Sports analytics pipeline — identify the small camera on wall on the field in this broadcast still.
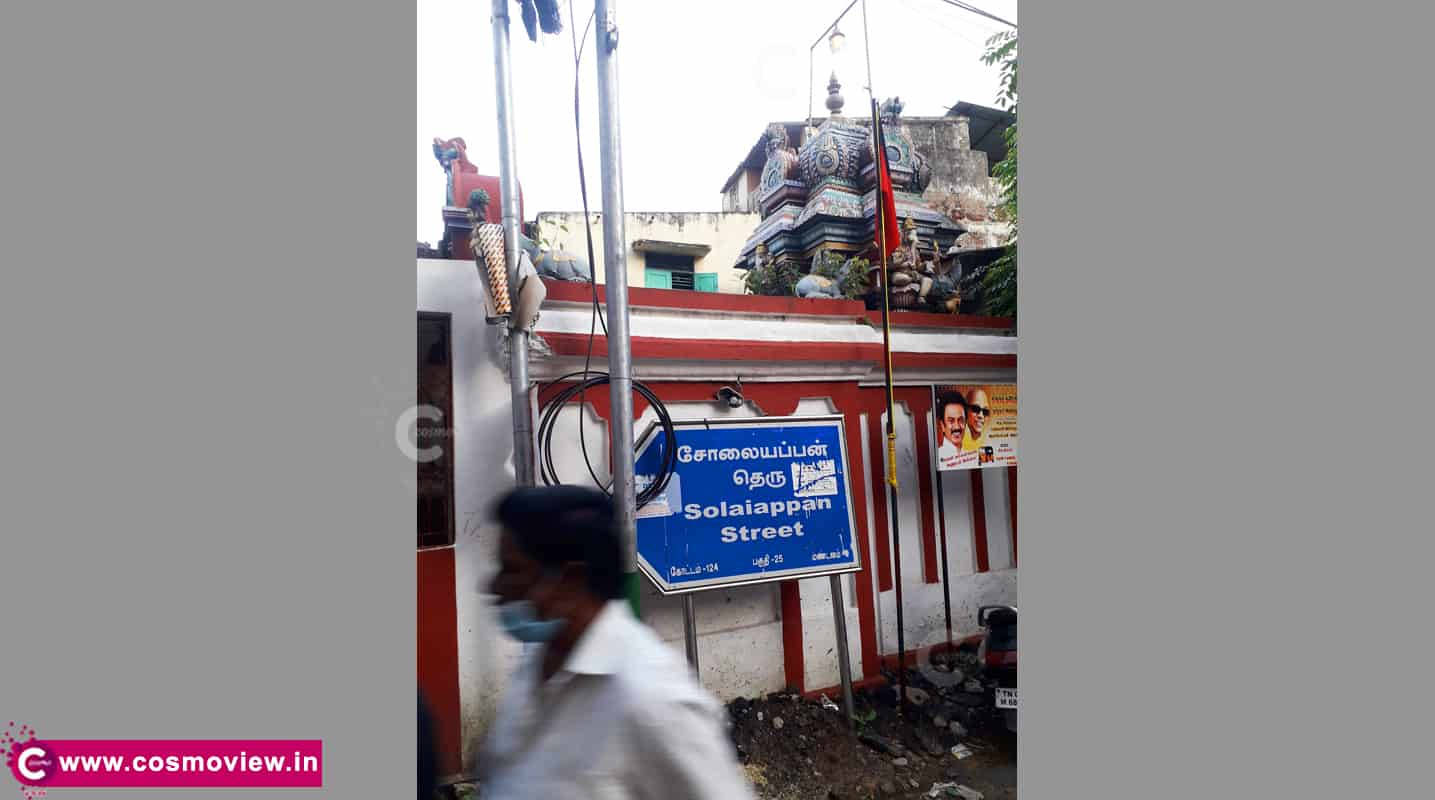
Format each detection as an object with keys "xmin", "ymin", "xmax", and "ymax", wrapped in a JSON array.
[{"xmin": 715, "ymin": 385, "xmax": 744, "ymax": 409}]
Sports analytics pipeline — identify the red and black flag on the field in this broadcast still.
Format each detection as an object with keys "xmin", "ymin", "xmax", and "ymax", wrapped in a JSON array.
[{"xmin": 872, "ymin": 100, "xmax": 902, "ymax": 259}]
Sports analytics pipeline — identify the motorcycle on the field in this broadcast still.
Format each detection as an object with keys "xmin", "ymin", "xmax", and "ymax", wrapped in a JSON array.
[{"xmin": 977, "ymin": 605, "xmax": 1018, "ymax": 733}]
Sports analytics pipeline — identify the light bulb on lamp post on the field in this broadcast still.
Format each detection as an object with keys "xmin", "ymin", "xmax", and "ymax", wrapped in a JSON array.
[
  {"xmin": 824, "ymin": 25, "xmax": 847, "ymax": 118},
  {"xmin": 807, "ymin": 3, "xmax": 860, "ymax": 125}
]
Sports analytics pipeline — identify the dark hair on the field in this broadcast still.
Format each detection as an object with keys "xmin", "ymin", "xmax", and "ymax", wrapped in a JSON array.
[
  {"xmin": 494, "ymin": 485, "xmax": 624, "ymax": 600},
  {"xmin": 936, "ymin": 390, "xmax": 968, "ymax": 417}
]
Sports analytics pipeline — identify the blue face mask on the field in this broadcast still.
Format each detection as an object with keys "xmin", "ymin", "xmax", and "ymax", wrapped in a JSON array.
[{"xmin": 497, "ymin": 599, "xmax": 565, "ymax": 643}]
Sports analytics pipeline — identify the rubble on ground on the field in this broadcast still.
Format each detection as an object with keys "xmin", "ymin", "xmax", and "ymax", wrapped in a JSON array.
[{"xmin": 726, "ymin": 659, "xmax": 1015, "ymax": 800}]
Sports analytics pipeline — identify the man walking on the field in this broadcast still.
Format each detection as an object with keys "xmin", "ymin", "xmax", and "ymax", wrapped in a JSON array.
[{"xmin": 475, "ymin": 485, "xmax": 755, "ymax": 800}]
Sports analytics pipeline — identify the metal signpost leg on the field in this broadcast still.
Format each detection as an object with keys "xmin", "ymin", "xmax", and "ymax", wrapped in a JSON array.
[
  {"xmin": 829, "ymin": 574, "xmax": 856, "ymax": 731},
  {"xmin": 682, "ymin": 594, "xmax": 700, "ymax": 679},
  {"xmin": 933, "ymin": 389, "xmax": 954, "ymax": 652},
  {"xmin": 936, "ymin": 470, "xmax": 954, "ymax": 650},
  {"xmin": 594, "ymin": 0, "xmax": 640, "ymax": 617},
  {"xmin": 490, "ymin": 0, "xmax": 534, "ymax": 486}
]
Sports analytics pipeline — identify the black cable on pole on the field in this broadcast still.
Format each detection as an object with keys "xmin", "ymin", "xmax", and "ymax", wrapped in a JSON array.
[
  {"xmin": 537, "ymin": 371, "xmax": 678, "ymax": 509},
  {"xmin": 569, "ymin": 1, "xmax": 606, "ymax": 340},
  {"xmin": 552, "ymin": 0, "xmax": 619, "ymax": 494},
  {"xmin": 532, "ymin": 5, "xmax": 676, "ymax": 513}
]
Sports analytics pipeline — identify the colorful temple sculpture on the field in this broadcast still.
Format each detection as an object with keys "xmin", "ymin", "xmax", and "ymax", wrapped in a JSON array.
[
  {"xmin": 432, "ymin": 137, "xmax": 515, "ymax": 261},
  {"xmin": 430, "ymin": 135, "xmax": 589, "ymax": 282},
  {"xmin": 736, "ymin": 79, "xmax": 1008, "ymax": 313}
]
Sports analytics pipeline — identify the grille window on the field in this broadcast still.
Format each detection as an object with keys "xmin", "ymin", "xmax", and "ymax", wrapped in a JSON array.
[{"xmin": 417, "ymin": 313, "xmax": 454, "ymax": 549}]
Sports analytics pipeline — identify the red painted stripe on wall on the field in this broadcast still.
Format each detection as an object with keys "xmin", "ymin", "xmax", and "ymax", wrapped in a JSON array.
[
  {"xmin": 780, "ymin": 581, "xmax": 804, "ymax": 692},
  {"xmin": 900, "ymin": 387, "xmax": 940, "ymax": 584},
  {"xmin": 889, "ymin": 352, "xmax": 1017, "ymax": 369},
  {"xmin": 970, "ymin": 471, "xmax": 991, "ymax": 573},
  {"xmin": 540, "ymin": 278, "xmax": 1014, "ymax": 330},
  {"xmin": 417, "ymin": 548, "xmax": 462, "ymax": 777},
  {"xmin": 542, "ymin": 278, "xmax": 869, "ymax": 317},
  {"xmin": 542, "ymin": 332, "xmax": 876, "ymax": 364},
  {"xmin": 539, "ymin": 332, "xmax": 1017, "ymax": 371}
]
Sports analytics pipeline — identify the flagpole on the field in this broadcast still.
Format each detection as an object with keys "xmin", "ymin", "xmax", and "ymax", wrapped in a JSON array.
[{"xmin": 861, "ymin": 0, "xmax": 908, "ymax": 717}]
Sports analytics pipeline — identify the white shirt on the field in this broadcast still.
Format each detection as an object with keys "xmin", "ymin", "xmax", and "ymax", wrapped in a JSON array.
[
  {"xmin": 937, "ymin": 438, "xmax": 977, "ymax": 469},
  {"xmin": 937, "ymin": 438, "xmax": 961, "ymax": 463},
  {"xmin": 476, "ymin": 601, "xmax": 756, "ymax": 800}
]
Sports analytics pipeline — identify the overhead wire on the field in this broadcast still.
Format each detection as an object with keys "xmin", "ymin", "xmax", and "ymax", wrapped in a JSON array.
[
  {"xmin": 895, "ymin": 0, "xmax": 991, "ymax": 51},
  {"xmin": 533, "ymin": 0, "xmax": 676, "ymax": 508},
  {"xmin": 568, "ymin": 0, "xmax": 608, "ymax": 490},
  {"xmin": 931, "ymin": 0, "xmax": 1016, "ymax": 30}
]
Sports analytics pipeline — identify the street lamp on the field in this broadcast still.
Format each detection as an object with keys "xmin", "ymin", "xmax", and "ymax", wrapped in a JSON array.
[
  {"xmin": 807, "ymin": 0, "xmax": 861, "ymax": 125},
  {"xmin": 802, "ymin": 0, "xmax": 916, "ymax": 725}
]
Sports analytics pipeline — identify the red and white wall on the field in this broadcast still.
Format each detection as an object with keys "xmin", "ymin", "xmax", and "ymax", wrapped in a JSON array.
[{"xmin": 417, "ymin": 258, "xmax": 1017, "ymax": 773}]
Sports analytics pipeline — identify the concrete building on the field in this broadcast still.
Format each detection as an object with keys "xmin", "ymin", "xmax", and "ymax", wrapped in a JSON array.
[
  {"xmin": 721, "ymin": 122, "xmax": 808, "ymax": 215},
  {"xmin": 532, "ymin": 210, "xmax": 760, "ymax": 294}
]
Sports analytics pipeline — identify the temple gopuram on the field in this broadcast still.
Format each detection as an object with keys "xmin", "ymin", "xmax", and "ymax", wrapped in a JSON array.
[{"xmin": 730, "ymin": 75, "xmax": 1012, "ymax": 313}]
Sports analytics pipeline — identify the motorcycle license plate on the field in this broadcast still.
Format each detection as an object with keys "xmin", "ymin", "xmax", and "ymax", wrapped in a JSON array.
[{"xmin": 995, "ymin": 687, "xmax": 1018, "ymax": 709}]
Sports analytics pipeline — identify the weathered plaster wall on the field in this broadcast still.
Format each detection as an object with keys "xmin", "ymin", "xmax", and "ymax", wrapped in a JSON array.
[{"xmin": 903, "ymin": 116, "xmax": 1012, "ymax": 252}]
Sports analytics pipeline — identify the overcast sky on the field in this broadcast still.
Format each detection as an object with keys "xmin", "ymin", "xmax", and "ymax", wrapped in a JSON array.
[{"xmin": 417, "ymin": 0, "xmax": 1017, "ymax": 244}]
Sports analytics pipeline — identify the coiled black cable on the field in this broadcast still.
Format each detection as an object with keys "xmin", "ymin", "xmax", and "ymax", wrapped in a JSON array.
[{"xmin": 537, "ymin": 371, "xmax": 678, "ymax": 509}]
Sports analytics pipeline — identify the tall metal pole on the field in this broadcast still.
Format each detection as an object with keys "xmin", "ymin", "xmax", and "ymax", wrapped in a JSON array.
[
  {"xmin": 933, "ymin": 396, "xmax": 955, "ymax": 652},
  {"xmin": 862, "ymin": 0, "xmax": 908, "ymax": 717},
  {"xmin": 491, "ymin": 0, "xmax": 534, "ymax": 486},
  {"xmin": 876, "ymin": 107, "xmax": 908, "ymax": 717},
  {"xmin": 594, "ymin": 0, "xmax": 640, "ymax": 617},
  {"xmin": 829, "ymin": 574, "xmax": 857, "ymax": 731},
  {"xmin": 682, "ymin": 594, "xmax": 700, "ymax": 676}
]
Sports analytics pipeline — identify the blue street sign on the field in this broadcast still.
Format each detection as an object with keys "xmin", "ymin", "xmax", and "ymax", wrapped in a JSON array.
[{"xmin": 633, "ymin": 415, "xmax": 861, "ymax": 594}]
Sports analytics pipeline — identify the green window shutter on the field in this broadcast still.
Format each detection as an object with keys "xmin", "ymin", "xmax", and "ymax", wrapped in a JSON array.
[
  {"xmin": 694, "ymin": 272, "xmax": 718, "ymax": 292},
  {"xmin": 644, "ymin": 269, "xmax": 672, "ymax": 289}
]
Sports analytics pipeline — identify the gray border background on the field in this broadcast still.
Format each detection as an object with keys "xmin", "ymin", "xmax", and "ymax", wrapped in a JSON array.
[
  {"xmin": 0, "ymin": 1, "xmax": 414, "ymax": 797},
  {"xmin": 3, "ymin": 1, "xmax": 1431, "ymax": 798},
  {"xmin": 1026, "ymin": 2, "xmax": 1429, "ymax": 797}
]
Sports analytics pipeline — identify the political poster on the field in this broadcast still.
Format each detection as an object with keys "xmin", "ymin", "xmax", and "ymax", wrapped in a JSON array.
[{"xmin": 933, "ymin": 384, "xmax": 1017, "ymax": 471}]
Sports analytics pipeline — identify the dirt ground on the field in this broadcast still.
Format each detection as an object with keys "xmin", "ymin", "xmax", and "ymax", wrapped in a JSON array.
[
  {"xmin": 730, "ymin": 656, "xmax": 1016, "ymax": 800},
  {"xmin": 447, "ymin": 654, "xmax": 1015, "ymax": 800}
]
